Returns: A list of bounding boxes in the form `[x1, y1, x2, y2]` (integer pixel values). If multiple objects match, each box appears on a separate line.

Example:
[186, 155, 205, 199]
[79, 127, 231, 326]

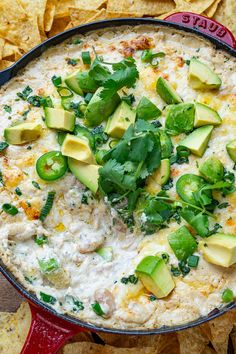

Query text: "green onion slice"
[2, 203, 18, 216]
[39, 191, 56, 222]
[81, 51, 91, 65]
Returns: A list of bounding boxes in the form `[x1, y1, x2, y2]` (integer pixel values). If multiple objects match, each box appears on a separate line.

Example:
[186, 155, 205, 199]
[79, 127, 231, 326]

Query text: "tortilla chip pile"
[0, 302, 236, 353]
[0, 0, 235, 71]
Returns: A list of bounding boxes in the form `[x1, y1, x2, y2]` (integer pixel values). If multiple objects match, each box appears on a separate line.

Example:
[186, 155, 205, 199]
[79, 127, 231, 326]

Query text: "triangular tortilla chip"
[107, 0, 175, 15]
[44, 0, 57, 32]
[177, 327, 209, 354]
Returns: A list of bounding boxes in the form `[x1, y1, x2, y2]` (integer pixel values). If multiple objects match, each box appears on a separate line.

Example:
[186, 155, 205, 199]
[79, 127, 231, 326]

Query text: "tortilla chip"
[55, 0, 75, 19]
[201, 348, 217, 354]
[177, 327, 209, 354]
[208, 310, 234, 354]
[214, 0, 236, 37]
[107, 0, 175, 16]
[19, 0, 47, 35]
[69, 8, 106, 26]
[49, 17, 71, 37]
[0, 302, 31, 354]
[159, 0, 216, 19]
[0, 1, 41, 53]
[97, 332, 179, 353]
[230, 330, 236, 353]
[0, 38, 5, 61]
[44, 0, 57, 32]
[2, 42, 22, 61]
[106, 11, 139, 19]
[0, 60, 15, 70]
[62, 342, 155, 354]
[74, 0, 108, 9]
[205, 0, 222, 17]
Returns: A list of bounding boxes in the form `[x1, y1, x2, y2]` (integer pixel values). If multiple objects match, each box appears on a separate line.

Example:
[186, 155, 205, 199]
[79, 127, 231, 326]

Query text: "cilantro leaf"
[89, 57, 111, 84]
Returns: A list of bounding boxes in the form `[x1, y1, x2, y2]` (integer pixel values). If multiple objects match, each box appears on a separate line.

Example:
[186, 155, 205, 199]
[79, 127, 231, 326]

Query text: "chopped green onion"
[3, 105, 11, 113]
[171, 265, 181, 277]
[34, 234, 48, 246]
[0, 142, 9, 151]
[149, 294, 157, 301]
[32, 181, 41, 190]
[84, 93, 93, 104]
[72, 38, 82, 45]
[15, 187, 22, 196]
[40, 292, 57, 305]
[67, 58, 78, 66]
[39, 191, 56, 222]
[38, 258, 59, 273]
[141, 49, 165, 65]
[65, 295, 84, 312]
[161, 252, 170, 263]
[121, 274, 138, 284]
[222, 288, 234, 303]
[121, 94, 135, 106]
[187, 255, 199, 268]
[178, 260, 190, 276]
[57, 86, 74, 98]
[81, 51, 91, 65]
[51, 75, 62, 87]
[91, 302, 105, 316]
[17, 86, 33, 100]
[2, 203, 18, 216]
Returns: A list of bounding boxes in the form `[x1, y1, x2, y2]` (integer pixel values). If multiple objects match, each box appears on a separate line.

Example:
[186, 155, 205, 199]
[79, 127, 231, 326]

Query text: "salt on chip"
[19, 0, 47, 35]
[177, 327, 209, 354]
[74, 0, 108, 9]
[205, 0, 222, 17]
[0, 302, 31, 354]
[69, 8, 106, 26]
[107, 0, 175, 16]
[55, 0, 75, 19]
[44, 0, 57, 32]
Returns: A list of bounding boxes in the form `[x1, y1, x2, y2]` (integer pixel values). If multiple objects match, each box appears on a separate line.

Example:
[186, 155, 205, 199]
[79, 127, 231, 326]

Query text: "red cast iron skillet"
[0, 12, 236, 354]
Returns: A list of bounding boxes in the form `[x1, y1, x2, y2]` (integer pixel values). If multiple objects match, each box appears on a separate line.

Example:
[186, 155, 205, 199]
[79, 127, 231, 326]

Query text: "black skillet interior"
[0, 18, 236, 335]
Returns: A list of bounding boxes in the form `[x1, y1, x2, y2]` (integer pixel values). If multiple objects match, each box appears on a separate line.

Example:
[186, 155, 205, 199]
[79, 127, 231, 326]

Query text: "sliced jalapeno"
[176, 174, 206, 206]
[36, 151, 67, 181]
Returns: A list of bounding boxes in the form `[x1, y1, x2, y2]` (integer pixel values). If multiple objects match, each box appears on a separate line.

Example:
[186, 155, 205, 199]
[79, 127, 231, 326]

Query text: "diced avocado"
[135, 255, 175, 298]
[194, 102, 222, 127]
[74, 124, 94, 149]
[136, 96, 161, 120]
[159, 130, 173, 159]
[68, 157, 99, 193]
[188, 58, 222, 90]
[96, 247, 113, 261]
[179, 125, 214, 157]
[4, 122, 42, 145]
[64, 71, 83, 95]
[199, 157, 224, 183]
[146, 159, 170, 195]
[226, 139, 236, 162]
[44, 107, 75, 132]
[84, 87, 120, 127]
[61, 134, 95, 164]
[165, 103, 195, 135]
[76, 71, 99, 93]
[199, 233, 236, 267]
[156, 77, 182, 104]
[105, 101, 136, 139]
[168, 226, 197, 261]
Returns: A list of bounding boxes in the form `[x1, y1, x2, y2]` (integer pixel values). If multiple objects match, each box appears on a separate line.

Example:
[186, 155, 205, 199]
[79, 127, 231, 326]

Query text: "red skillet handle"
[164, 12, 236, 49]
[21, 303, 82, 354]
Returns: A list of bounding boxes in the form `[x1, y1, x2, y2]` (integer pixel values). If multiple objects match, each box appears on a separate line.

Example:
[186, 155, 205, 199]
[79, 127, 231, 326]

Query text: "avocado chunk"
[96, 247, 113, 261]
[199, 233, 236, 267]
[179, 125, 214, 157]
[188, 58, 221, 90]
[165, 103, 195, 135]
[85, 87, 120, 127]
[76, 71, 99, 93]
[168, 226, 197, 261]
[156, 77, 182, 104]
[194, 102, 222, 127]
[64, 71, 83, 96]
[135, 255, 175, 298]
[199, 157, 224, 183]
[146, 159, 170, 195]
[105, 101, 136, 138]
[61, 134, 95, 164]
[226, 139, 236, 162]
[45, 107, 75, 132]
[4, 122, 42, 145]
[136, 96, 161, 120]
[159, 130, 173, 159]
[68, 157, 99, 193]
